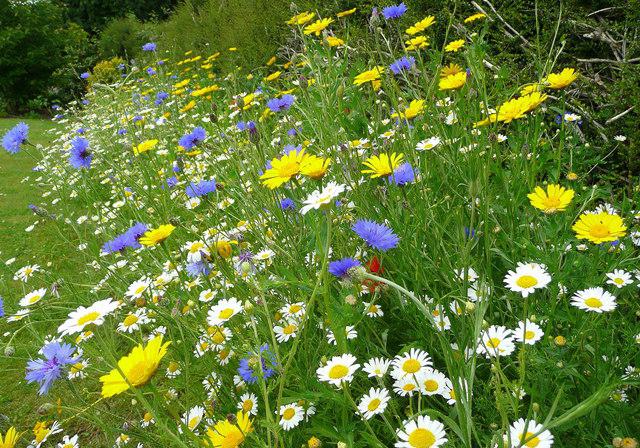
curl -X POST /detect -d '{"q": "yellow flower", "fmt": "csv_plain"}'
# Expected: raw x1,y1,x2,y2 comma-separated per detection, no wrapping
464,13,486,23
438,72,467,90
287,11,315,26
265,71,281,82
406,16,435,35
139,224,176,246
444,39,465,52
353,66,384,85
260,149,309,189
440,63,463,78
326,36,345,47
362,153,404,178
545,68,578,89
215,240,234,258
206,411,253,448
337,8,356,18
405,35,429,51
304,18,334,36
191,85,220,97
133,139,159,155
572,212,627,244
300,155,331,179
100,335,170,398
522,91,548,113
266,56,277,66
391,99,425,120
0,427,18,448
527,184,575,213
180,100,196,112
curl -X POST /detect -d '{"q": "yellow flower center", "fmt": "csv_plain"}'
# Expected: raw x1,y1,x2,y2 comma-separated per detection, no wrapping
220,428,244,448
211,330,226,344
242,400,254,413
328,364,349,379
613,278,624,285
524,330,536,340
424,379,439,392
289,304,302,314
282,408,296,420
487,337,502,348
589,224,611,238
367,398,381,411
403,383,416,391
516,275,538,288
585,297,603,308
123,314,139,326
402,359,421,373
521,432,540,447
188,416,200,429
218,308,234,319
283,324,296,335
77,311,100,326
135,285,147,295
29,294,42,304
70,362,84,374
408,428,436,447
279,161,300,178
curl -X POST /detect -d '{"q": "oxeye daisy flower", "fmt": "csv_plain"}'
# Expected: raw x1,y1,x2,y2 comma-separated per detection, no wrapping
26,341,79,395
572,211,627,244
509,418,554,448
438,71,467,90
299,182,345,214
528,184,574,213
391,348,432,379
504,262,551,297
99,335,170,397
382,3,407,19
238,392,258,415
57,298,120,335
303,18,334,36
419,368,448,396
19,287,47,307
206,411,253,448
207,298,243,325
274,321,298,342
180,406,205,433
357,387,390,420
316,353,359,387
140,224,175,246
395,415,447,448
513,319,544,345
278,403,304,430
477,325,515,358
2,122,29,154
606,269,632,288
545,68,578,89
352,219,400,251
57,434,79,448
361,152,404,178
363,357,391,378
570,287,617,313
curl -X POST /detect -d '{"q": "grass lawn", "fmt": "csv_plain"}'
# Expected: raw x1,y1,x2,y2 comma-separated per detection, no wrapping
0,118,91,435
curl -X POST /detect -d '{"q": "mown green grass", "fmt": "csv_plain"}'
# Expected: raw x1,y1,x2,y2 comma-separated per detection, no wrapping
0,118,88,433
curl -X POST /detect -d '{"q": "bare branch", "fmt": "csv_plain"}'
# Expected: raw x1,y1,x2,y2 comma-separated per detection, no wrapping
605,107,635,125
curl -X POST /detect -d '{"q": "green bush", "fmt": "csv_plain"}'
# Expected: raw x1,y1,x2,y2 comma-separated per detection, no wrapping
97,15,156,60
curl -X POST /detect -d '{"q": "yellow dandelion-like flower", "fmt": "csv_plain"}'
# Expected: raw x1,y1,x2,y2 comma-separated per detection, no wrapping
406,16,435,35
206,411,253,448
405,35,429,51
0,427,18,448
438,72,467,90
391,99,425,121
133,139,159,155
304,18,334,36
545,68,578,89
265,71,281,82
362,153,404,178
287,11,315,26
99,335,171,398
527,184,575,213
337,8,356,18
520,83,543,96
139,224,176,247
440,63,463,78
180,100,196,113
260,148,309,189
325,36,345,47
300,155,331,179
572,212,627,244
464,13,486,23
353,66,384,86
444,39,465,52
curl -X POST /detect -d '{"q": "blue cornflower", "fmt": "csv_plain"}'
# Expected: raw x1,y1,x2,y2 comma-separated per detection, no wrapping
237,121,257,133
328,257,361,278
82,99,90,106
352,219,400,251
0,297,4,317
185,179,217,198
80,72,90,79
147,67,156,76
102,222,148,253
155,91,169,105
2,122,29,154
142,42,157,51
280,198,295,210
389,56,415,75
266,94,295,113
76,128,85,134
179,127,207,149
132,115,143,123
68,137,92,169
382,3,407,19
387,162,415,185
186,261,212,277
166,176,178,189
117,129,127,135
238,344,277,384
25,341,79,395
287,127,298,136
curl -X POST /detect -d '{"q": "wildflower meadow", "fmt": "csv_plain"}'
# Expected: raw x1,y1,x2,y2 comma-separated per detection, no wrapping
1,4,639,448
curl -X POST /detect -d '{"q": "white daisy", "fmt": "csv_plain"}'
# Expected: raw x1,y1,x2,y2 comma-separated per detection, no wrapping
280,302,305,319
605,269,632,288
140,412,155,427
326,325,358,345
416,136,441,151
125,278,152,300
207,298,243,325
419,368,448,396
316,354,360,387
57,298,120,335
57,434,79,448
19,288,47,307
357,387,390,420
395,415,447,448
509,418,554,448
393,375,422,397
513,320,544,345
274,321,298,342
477,325,516,358
199,289,216,303
391,348,432,380
362,357,391,378
278,403,304,431
238,392,258,415
300,182,346,214
180,405,205,433
207,325,232,349
504,262,551,297
363,301,384,317
117,309,150,333
570,287,617,313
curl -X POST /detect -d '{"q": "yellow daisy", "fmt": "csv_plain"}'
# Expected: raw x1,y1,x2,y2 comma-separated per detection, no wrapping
572,212,627,244
406,16,436,35
545,68,578,89
405,35,429,51
528,184,575,213
206,411,253,448
303,18,334,36
444,39,465,52
353,66,384,86
139,224,176,246
362,153,404,178
133,139,158,155
438,72,467,90
391,99,425,121
300,155,331,179
0,427,18,448
287,11,315,26
260,148,309,189
337,8,357,18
